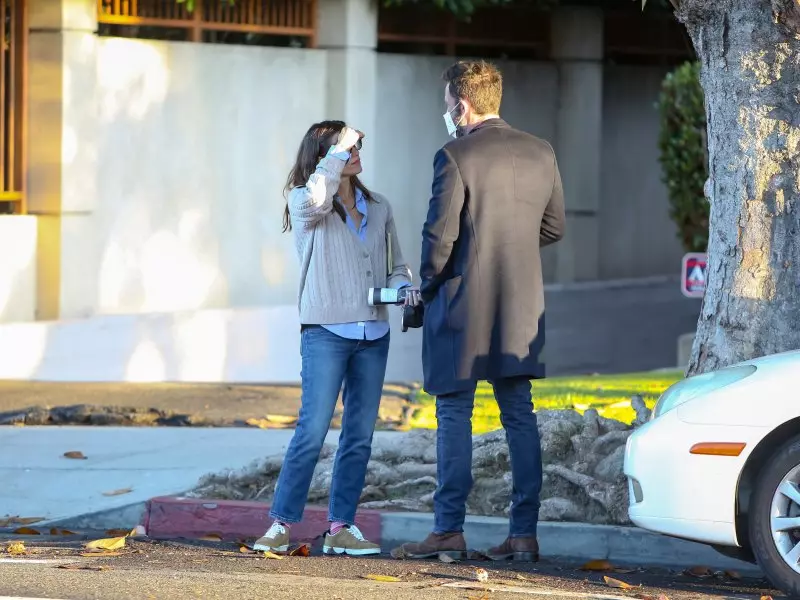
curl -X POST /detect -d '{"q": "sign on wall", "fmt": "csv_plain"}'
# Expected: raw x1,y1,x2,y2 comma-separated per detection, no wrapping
681,253,708,298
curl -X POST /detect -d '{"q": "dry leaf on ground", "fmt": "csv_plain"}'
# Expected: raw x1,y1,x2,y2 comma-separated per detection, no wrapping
636,595,670,600
289,544,310,557
581,559,614,572
57,563,109,571
438,553,457,563
84,536,126,552
467,550,490,561
761,596,774,600
474,568,489,582
5,542,25,555
263,551,283,560
0,517,45,527
50,528,77,536
515,574,536,582
238,545,252,554
81,551,123,558
102,488,133,497
105,529,131,537
198,534,222,542
724,570,741,580
684,566,712,578
603,576,633,590
468,594,491,600
13,527,40,535
63,451,87,460
245,417,294,429
362,574,401,582
390,546,407,559
265,415,298,425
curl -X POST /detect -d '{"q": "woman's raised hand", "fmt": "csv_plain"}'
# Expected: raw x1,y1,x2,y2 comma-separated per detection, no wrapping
334,127,363,152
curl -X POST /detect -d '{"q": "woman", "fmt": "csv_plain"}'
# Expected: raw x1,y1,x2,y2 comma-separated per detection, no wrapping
254,121,420,556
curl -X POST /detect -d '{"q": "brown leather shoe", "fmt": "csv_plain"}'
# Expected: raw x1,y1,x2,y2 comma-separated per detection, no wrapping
486,536,539,562
392,532,467,560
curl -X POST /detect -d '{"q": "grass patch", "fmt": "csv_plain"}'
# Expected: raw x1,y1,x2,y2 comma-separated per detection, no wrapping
408,370,684,434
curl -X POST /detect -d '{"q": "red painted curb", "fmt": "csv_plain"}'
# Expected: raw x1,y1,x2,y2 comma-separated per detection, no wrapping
141,496,383,544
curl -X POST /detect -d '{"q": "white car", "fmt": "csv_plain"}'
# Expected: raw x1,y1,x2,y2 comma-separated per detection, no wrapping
624,349,800,597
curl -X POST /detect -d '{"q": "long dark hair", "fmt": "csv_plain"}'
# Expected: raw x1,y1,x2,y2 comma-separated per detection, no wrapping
283,120,374,232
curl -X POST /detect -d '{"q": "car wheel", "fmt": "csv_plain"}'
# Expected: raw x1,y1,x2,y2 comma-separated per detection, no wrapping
750,434,800,598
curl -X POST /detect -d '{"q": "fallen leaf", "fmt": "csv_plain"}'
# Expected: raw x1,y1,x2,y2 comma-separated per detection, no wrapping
102,488,133,497
581,559,614,572
289,544,310,557
198,534,222,542
13,527,40,535
603,576,633,590
636,595,670,600
63,451,87,460
50,528,77,536
725,569,741,580
245,417,294,429
468,594,491,600
265,414,298,425
57,563,109,571
467,550,490,561
684,566,712,578
362,574,402,582
263,551,283,560
390,546,407,559
105,529,131,537
81,551,123,557
0,517,45,527
84,536,126,551
5,541,25,555
515,573,536,582
474,568,489,582
761,596,774,600
438,552,457,563
239,545,252,554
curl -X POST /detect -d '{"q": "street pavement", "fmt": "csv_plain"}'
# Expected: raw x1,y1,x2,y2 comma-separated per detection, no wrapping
0,426,398,524
0,537,781,600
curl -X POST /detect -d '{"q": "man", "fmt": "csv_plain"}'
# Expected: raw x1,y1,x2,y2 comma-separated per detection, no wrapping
395,61,565,562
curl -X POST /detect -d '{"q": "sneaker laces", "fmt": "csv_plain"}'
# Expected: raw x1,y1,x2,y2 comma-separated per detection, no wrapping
346,525,366,541
266,522,286,537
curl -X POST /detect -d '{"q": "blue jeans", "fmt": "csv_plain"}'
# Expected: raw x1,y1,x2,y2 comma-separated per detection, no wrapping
433,377,542,537
269,325,389,525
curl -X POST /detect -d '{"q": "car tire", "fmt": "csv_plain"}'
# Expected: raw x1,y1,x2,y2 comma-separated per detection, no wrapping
750,434,800,599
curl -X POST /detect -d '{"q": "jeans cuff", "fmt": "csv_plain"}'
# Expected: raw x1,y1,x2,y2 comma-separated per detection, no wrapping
268,510,301,524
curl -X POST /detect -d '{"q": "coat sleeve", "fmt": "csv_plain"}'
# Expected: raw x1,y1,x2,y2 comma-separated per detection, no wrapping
288,155,346,229
540,144,566,247
383,199,412,289
420,147,465,302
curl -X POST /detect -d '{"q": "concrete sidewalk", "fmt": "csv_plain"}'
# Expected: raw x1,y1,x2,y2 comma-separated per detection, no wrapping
0,426,394,527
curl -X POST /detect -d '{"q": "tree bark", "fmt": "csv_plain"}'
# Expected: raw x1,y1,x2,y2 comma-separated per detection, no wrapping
678,0,800,375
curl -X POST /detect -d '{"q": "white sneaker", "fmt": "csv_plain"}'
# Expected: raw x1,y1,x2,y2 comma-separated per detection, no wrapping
323,525,381,556
253,521,290,553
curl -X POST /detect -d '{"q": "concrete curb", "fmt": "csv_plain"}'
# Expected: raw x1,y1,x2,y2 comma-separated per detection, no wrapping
67,497,757,575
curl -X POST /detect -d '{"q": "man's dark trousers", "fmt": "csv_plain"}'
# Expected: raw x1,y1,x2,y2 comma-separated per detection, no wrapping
432,376,542,537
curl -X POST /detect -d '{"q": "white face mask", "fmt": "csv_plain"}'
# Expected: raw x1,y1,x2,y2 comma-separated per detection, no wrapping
443,104,462,138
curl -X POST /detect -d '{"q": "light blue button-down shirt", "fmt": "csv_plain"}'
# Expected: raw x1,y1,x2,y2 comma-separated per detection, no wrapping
321,145,407,341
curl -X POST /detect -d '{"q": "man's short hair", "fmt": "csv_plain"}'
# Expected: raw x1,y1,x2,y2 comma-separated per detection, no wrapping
443,60,503,116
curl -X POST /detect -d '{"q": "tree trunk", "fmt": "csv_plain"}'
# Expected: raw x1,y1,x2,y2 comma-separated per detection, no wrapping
680,0,800,375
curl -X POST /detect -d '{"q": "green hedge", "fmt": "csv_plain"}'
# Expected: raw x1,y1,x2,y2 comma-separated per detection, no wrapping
657,61,709,253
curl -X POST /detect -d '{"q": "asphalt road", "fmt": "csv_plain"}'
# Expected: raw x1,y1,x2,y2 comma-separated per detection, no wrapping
0,537,781,600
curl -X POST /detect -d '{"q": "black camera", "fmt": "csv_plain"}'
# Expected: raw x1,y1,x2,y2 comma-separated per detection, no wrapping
401,303,424,332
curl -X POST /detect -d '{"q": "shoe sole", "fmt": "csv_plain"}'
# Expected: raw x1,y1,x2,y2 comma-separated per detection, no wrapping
402,550,467,560
323,545,381,556
486,551,539,562
253,543,289,553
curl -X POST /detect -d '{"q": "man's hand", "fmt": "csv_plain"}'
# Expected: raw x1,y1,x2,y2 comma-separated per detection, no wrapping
402,286,422,307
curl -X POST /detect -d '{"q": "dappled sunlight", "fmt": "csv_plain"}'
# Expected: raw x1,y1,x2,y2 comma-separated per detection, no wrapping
96,38,170,122
140,229,221,312
0,323,48,379
0,218,37,321
174,311,228,382
125,339,166,382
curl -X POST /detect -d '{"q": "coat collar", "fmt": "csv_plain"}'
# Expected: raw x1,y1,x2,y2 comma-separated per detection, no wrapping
467,118,509,135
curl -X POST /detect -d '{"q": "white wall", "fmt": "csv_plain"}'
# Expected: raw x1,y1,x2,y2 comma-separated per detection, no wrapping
58,35,328,319
0,217,37,323
600,65,685,279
